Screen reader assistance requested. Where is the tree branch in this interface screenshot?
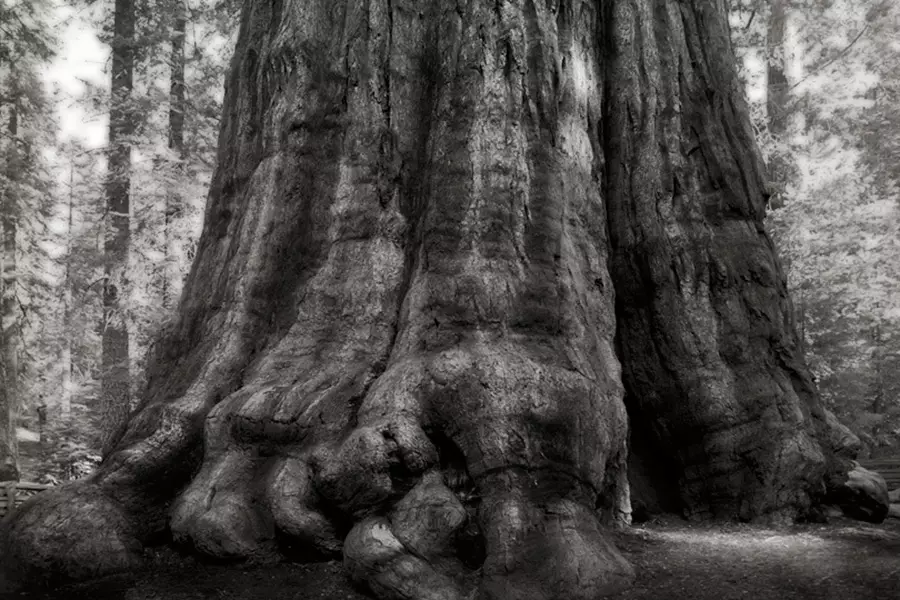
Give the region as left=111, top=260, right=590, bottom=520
left=744, top=8, right=756, bottom=31
left=790, top=24, right=869, bottom=91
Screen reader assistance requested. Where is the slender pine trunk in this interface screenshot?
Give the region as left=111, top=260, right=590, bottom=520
left=59, top=156, right=75, bottom=420
left=0, top=95, right=19, bottom=482
left=766, top=0, right=790, bottom=208
left=164, top=0, right=187, bottom=309
left=766, top=0, right=789, bottom=133
left=101, top=0, right=135, bottom=455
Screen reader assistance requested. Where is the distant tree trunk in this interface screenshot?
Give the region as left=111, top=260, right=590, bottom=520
left=101, top=0, right=135, bottom=454
left=766, top=0, right=790, bottom=208
left=2, top=2, right=839, bottom=598
left=163, top=0, right=186, bottom=309
left=766, top=0, right=789, bottom=133
left=59, top=156, right=76, bottom=420
left=870, top=322, right=884, bottom=439
left=0, top=94, right=20, bottom=482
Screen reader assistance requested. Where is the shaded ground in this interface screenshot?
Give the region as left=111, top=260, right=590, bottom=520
left=609, top=516, right=900, bottom=599
left=7, top=557, right=372, bottom=600
left=7, top=517, right=899, bottom=599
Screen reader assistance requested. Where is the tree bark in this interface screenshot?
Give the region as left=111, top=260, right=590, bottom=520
left=0, top=94, right=19, bottom=482
left=1, top=1, right=839, bottom=598
left=101, top=0, right=135, bottom=454
left=605, top=0, right=824, bottom=523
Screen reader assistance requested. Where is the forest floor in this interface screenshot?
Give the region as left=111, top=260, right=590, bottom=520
left=606, top=515, right=900, bottom=599
left=7, top=515, right=900, bottom=600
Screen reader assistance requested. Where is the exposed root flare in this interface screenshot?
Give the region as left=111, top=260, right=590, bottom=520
left=268, top=456, right=342, bottom=556
left=170, top=450, right=277, bottom=559
left=476, top=470, right=635, bottom=600
left=345, top=517, right=470, bottom=600
left=391, top=471, right=470, bottom=563
left=0, top=483, right=144, bottom=587
left=343, top=471, right=479, bottom=600
left=313, top=419, right=439, bottom=517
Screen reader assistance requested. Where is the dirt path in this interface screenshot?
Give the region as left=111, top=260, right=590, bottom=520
left=610, top=517, right=900, bottom=599
left=10, top=517, right=900, bottom=599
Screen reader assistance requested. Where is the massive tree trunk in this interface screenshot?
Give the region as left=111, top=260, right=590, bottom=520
left=1, top=1, right=837, bottom=598
left=101, top=0, right=136, bottom=453
left=607, top=0, right=824, bottom=523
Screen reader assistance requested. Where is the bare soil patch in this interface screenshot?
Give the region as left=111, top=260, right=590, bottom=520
left=7, top=517, right=899, bottom=599
left=609, top=516, right=900, bottom=599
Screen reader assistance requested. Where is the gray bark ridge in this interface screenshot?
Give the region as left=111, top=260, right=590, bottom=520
left=1, top=1, right=831, bottom=599
left=604, top=0, right=826, bottom=522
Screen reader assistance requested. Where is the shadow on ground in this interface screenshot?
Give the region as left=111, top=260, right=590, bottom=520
left=6, top=517, right=899, bottom=599
left=609, top=516, right=900, bottom=599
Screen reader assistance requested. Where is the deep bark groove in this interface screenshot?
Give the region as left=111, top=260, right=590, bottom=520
left=603, top=0, right=825, bottom=523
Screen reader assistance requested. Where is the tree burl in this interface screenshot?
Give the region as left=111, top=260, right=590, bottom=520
left=1, top=1, right=842, bottom=599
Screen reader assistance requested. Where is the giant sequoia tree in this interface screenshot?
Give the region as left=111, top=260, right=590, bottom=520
left=2, top=1, right=844, bottom=598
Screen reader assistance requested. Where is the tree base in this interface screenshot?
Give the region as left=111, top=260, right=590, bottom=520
left=2, top=472, right=634, bottom=600
left=0, top=482, right=143, bottom=589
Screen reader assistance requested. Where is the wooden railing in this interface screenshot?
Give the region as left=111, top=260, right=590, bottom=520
left=857, top=458, right=900, bottom=490
left=0, top=481, right=54, bottom=518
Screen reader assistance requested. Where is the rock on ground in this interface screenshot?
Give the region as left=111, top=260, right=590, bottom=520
left=827, top=463, right=890, bottom=523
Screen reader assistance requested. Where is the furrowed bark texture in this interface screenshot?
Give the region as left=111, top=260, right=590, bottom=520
left=604, top=1, right=826, bottom=522
left=1, top=1, right=832, bottom=598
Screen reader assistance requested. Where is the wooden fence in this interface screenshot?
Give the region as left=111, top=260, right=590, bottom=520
left=857, top=458, right=900, bottom=490
left=0, top=481, right=54, bottom=519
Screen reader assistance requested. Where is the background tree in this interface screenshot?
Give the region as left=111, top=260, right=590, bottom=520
left=100, top=0, right=136, bottom=454
left=730, top=0, right=900, bottom=454
left=34, top=141, right=107, bottom=480
left=163, top=0, right=186, bottom=309
left=0, top=0, right=57, bottom=481
left=13, top=0, right=238, bottom=470
left=765, top=0, right=793, bottom=208
left=126, top=0, right=237, bottom=398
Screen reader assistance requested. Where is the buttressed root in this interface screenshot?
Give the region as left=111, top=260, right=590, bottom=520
left=161, top=344, right=633, bottom=600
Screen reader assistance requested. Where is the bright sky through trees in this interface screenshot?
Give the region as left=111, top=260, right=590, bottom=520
left=41, top=4, right=107, bottom=149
